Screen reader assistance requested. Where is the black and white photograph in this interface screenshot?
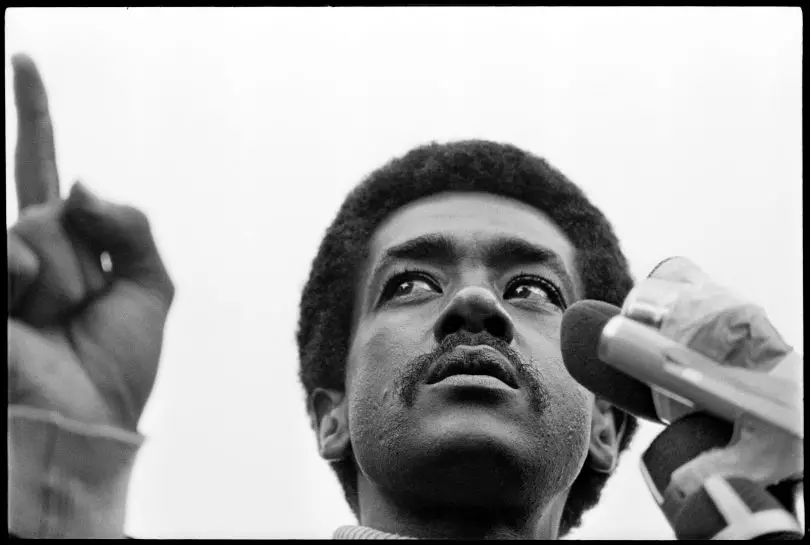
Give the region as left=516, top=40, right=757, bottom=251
left=6, top=7, right=803, bottom=540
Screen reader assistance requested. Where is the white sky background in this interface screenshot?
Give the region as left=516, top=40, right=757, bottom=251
left=5, top=7, right=802, bottom=540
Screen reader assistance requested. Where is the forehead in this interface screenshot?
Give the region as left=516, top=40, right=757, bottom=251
left=367, top=191, right=576, bottom=265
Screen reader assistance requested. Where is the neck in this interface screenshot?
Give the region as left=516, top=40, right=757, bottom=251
left=356, top=478, right=569, bottom=540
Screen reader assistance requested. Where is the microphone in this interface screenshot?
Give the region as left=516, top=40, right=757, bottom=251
left=560, top=300, right=658, bottom=421
left=560, top=299, right=804, bottom=539
left=560, top=300, right=802, bottom=440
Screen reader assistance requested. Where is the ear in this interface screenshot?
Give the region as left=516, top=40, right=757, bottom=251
left=587, top=397, right=627, bottom=474
left=307, top=387, right=351, bottom=462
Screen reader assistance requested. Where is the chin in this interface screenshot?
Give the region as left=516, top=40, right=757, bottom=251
left=421, top=406, right=529, bottom=447
left=350, top=390, right=581, bottom=511
left=386, top=412, right=542, bottom=508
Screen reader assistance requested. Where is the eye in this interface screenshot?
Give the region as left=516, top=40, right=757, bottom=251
left=380, top=271, right=441, bottom=303
left=504, top=275, right=566, bottom=309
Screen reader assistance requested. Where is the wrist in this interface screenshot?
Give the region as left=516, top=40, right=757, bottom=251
left=8, top=405, right=144, bottom=538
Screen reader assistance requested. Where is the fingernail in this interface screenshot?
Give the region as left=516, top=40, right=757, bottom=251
left=11, top=53, right=33, bottom=71
left=12, top=55, right=48, bottom=112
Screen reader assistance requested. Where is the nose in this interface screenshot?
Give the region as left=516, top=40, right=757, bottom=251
left=434, top=285, right=515, bottom=344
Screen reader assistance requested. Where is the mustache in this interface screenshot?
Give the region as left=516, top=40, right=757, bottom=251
left=393, top=331, right=548, bottom=412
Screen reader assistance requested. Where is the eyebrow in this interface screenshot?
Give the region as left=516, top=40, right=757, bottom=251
left=485, top=237, right=577, bottom=302
left=374, top=233, right=458, bottom=275
left=370, top=233, right=578, bottom=302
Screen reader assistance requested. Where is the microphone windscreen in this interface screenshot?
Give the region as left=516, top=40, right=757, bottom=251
left=561, top=299, right=660, bottom=422
left=641, top=412, right=802, bottom=538
left=674, top=476, right=803, bottom=540
left=642, top=412, right=733, bottom=498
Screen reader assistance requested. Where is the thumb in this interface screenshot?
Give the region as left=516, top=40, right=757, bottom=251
left=63, top=182, right=175, bottom=307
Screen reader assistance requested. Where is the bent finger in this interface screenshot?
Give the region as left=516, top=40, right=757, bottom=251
left=64, top=182, right=175, bottom=308
left=8, top=232, right=40, bottom=313
left=11, top=202, right=87, bottom=326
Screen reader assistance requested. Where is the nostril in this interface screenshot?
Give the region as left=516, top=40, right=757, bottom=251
left=433, top=287, right=516, bottom=344
left=483, top=317, right=511, bottom=342
left=440, top=314, right=465, bottom=338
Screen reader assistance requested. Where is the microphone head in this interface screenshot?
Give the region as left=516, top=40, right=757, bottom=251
left=561, top=299, right=660, bottom=422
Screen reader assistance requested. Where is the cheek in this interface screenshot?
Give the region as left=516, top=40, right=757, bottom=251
left=345, top=321, right=426, bottom=429
left=534, top=351, right=594, bottom=467
left=347, top=324, right=412, bottom=390
left=520, top=315, right=584, bottom=391
left=521, top=331, right=594, bottom=426
left=346, top=324, right=426, bottom=475
left=542, top=356, right=593, bottom=418
left=346, top=310, right=432, bottom=390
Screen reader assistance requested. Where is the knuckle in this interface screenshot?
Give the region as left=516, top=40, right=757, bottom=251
left=11, top=202, right=62, bottom=237
left=7, top=232, right=35, bottom=264
left=56, top=282, right=87, bottom=307
left=119, top=205, right=151, bottom=231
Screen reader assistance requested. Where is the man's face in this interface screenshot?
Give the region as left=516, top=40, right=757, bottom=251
left=345, top=191, right=596, bottom=510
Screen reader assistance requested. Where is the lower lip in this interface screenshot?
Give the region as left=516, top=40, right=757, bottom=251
left=432, top=374, right=514, bottom=389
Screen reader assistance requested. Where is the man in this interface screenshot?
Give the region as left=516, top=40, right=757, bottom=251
left=8, top=54, right=639, bottom=539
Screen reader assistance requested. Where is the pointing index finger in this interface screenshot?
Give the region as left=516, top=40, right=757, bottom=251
left=12, top=53, right=60, bottom=212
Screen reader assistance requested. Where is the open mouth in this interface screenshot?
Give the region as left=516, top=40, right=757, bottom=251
left=425, top=345, right=518, bottom=389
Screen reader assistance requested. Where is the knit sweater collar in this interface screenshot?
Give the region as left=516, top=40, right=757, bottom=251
left=333, top=525, right=418, bottom=539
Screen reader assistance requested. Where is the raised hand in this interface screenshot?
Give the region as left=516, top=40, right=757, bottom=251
left=7, top=54, right=175, bottom=431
